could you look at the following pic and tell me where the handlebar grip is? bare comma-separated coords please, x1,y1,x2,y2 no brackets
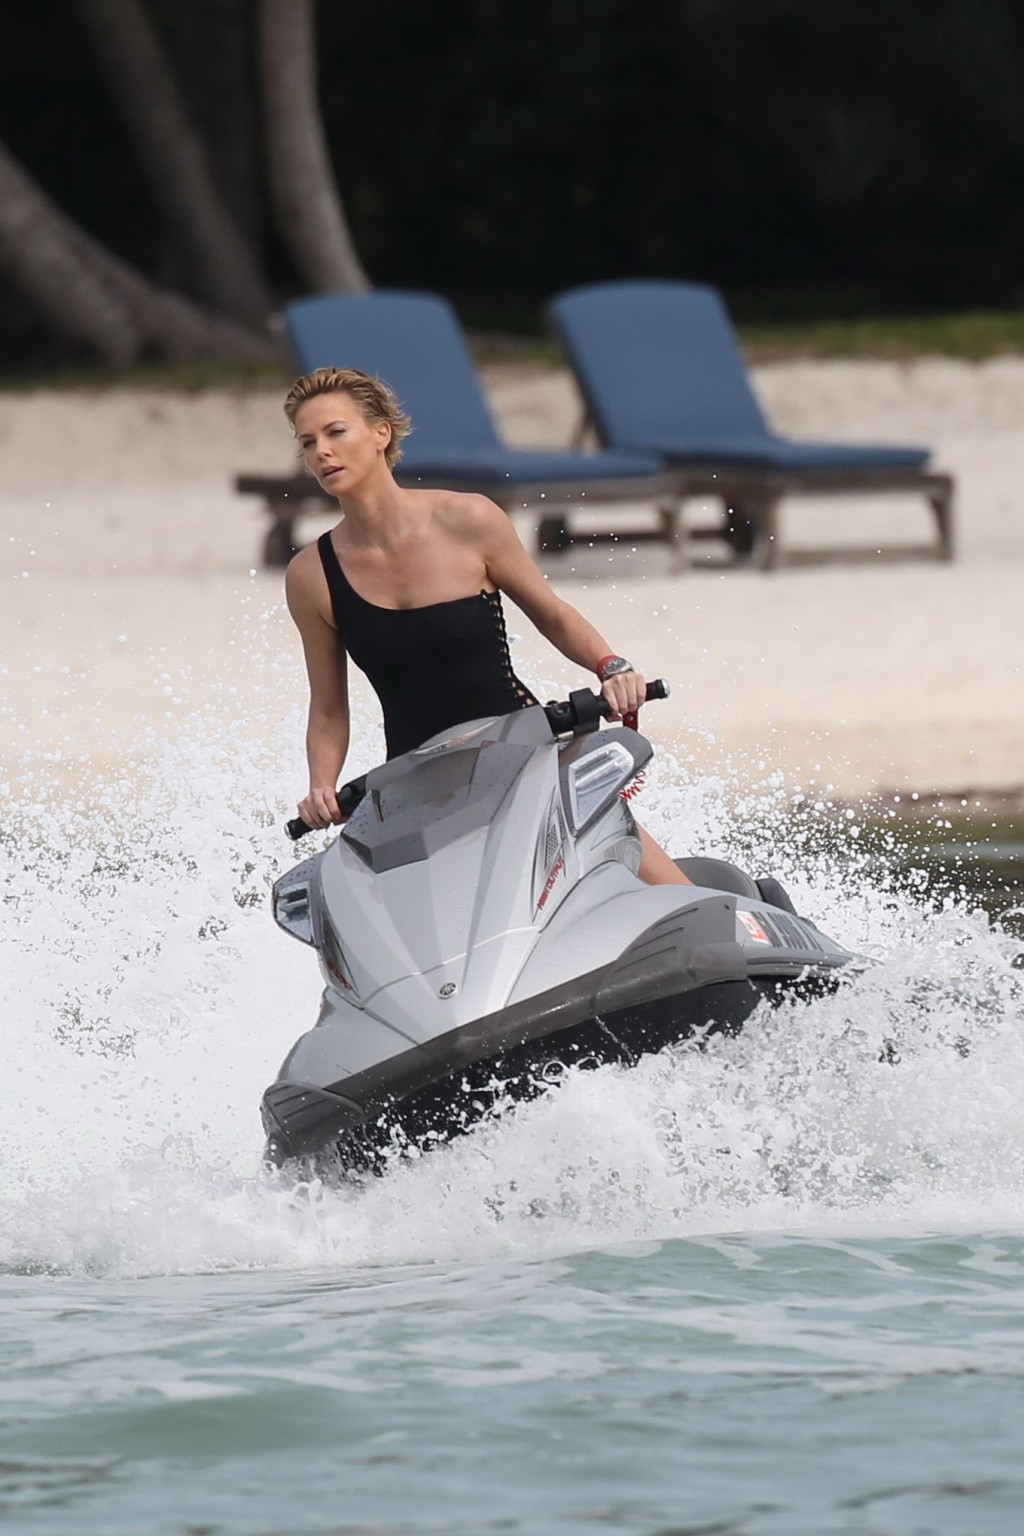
285,775,368,840
284,690,668,838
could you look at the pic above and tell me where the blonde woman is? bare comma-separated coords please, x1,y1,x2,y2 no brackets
284,366,689,885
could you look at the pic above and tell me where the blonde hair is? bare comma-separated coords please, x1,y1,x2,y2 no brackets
283,366,412,468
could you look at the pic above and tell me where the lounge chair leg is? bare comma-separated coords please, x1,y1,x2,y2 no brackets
722,497,759,563
264,500,299,568
661,500,689,572
753,496,781,572
537,514,573,554
929,480,955,561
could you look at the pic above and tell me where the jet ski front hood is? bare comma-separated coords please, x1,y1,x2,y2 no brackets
310,722,557,1015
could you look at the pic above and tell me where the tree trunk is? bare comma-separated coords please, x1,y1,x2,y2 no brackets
0,139,280,366
258,0,370,292
72,0,273,325
168,0,265,248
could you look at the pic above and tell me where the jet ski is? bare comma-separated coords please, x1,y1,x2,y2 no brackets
264,682,856,1174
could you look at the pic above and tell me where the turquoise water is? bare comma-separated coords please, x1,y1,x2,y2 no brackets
5,1235,1024,1535
3,709,1023,1535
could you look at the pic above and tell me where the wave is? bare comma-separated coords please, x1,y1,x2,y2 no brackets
3,689,1022,1281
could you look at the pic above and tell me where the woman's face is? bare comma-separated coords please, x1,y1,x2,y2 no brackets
294,392,392,493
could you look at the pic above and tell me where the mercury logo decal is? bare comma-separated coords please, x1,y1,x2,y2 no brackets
439,981,457,998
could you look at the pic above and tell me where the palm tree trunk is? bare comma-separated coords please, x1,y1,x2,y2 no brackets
0,139,280,366
71,0,273,325
170,0,265,247
258,0,370,292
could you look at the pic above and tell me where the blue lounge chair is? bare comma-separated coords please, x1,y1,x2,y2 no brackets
548,281,954,569
237,290,672,565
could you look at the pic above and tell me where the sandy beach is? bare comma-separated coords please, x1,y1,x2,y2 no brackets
2,357,1022,805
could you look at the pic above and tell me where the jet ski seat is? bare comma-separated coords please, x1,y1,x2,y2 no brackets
674,857,799,916
674,856,761,898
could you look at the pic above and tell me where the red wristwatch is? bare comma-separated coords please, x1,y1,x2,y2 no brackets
596,654,633,681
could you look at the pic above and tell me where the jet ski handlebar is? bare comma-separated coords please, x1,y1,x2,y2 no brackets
286,780,367,843
543,676,669,736
285,679,670,840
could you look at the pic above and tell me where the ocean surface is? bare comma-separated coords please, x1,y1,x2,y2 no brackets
3,698,1023,1536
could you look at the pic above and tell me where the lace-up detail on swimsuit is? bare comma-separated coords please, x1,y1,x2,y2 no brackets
317,533,538,759
480,587,534,708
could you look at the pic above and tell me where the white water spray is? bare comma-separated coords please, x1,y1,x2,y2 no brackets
3,651,1022,1280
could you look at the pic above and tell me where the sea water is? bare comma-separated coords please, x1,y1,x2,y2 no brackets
3,679,1024,1535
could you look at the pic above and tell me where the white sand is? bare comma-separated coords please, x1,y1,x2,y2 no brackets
2,359,1022,802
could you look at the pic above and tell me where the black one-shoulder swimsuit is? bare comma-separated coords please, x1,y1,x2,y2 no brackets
317,532,538,759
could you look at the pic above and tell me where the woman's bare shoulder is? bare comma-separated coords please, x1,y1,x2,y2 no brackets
432,490,508,543
285,540,322,584
285,540,329,616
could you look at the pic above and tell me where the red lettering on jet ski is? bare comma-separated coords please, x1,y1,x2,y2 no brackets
536,851,565,910
325,956,353,989
737,910,771,944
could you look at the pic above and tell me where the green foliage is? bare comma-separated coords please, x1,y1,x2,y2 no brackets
0,357,289,394
6,307,1024,391
312,0,1024,313
3,0,1024,368
740,310,1024,362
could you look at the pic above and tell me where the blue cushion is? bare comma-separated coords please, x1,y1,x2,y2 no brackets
397,443,663,484
286,291,503,451
549,281,931,474
285,289,664,488
611,433,929,473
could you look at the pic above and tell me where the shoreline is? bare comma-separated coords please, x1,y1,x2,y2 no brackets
2,357,1022,804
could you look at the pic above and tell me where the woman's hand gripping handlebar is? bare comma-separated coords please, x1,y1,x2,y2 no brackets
285,776,366,842
543,677,669,737
284,680,670,840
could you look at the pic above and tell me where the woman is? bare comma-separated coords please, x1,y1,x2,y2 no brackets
284,365,689,886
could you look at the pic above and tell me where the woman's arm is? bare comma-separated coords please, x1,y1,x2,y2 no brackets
285,548,351,826
477,500,648,717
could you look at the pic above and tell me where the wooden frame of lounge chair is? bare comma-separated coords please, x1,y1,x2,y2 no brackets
552,416,955,571
234,469,680,568
669,465,955,571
